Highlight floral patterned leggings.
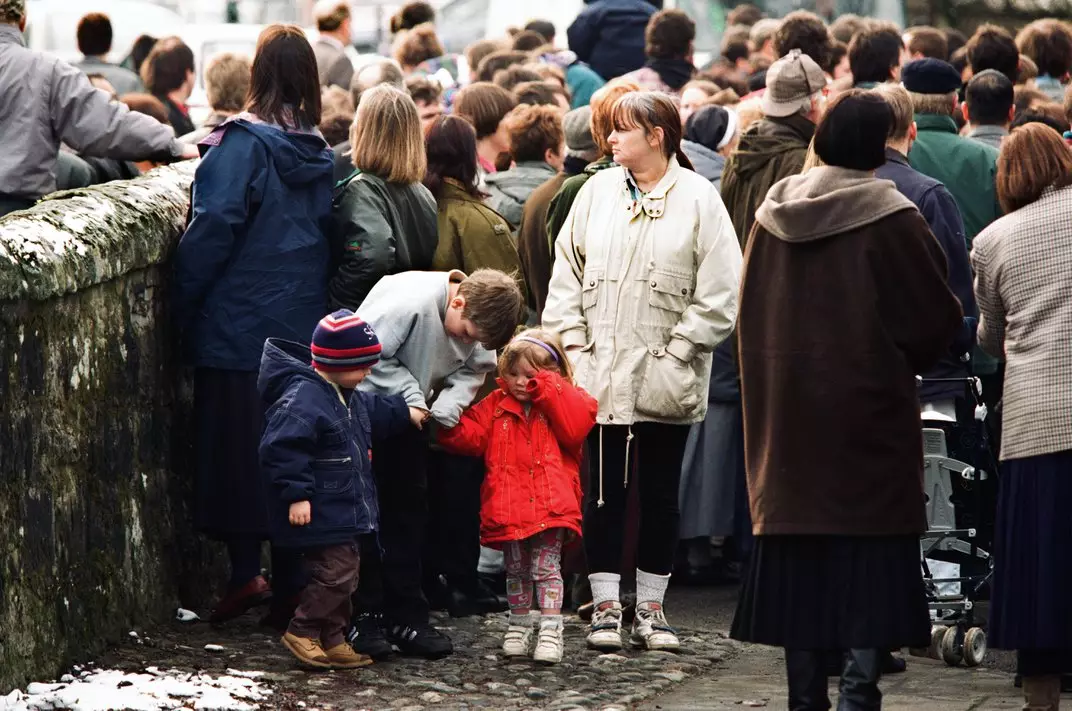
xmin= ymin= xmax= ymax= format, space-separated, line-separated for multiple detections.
xmin=503 ymin=529 xmax=565 ymax=614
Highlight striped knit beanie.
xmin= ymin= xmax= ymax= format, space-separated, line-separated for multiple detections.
xmin=310 ymin=310 xmax=382 ymax=371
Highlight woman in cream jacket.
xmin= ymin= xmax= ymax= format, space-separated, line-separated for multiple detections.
xmin=543 ymin=91 xmax=741 ymax=654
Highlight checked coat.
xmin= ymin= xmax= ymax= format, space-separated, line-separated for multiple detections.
xmin=971 ymin=183 xmax=1072 ymax=461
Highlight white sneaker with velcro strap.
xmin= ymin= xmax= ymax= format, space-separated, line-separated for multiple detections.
xmin=502 ymin=618 xmax=534 ymax=657
xmin=630 ymin=601 xmax=680 ymax=651
xmin=586 ymin=601 xmax=624 ymax=651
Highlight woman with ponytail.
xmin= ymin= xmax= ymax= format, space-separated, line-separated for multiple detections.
xmin=542 ymin=91 xmax=742 ymax=653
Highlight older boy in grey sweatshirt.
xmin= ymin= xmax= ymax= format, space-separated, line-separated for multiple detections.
xmin=349 ymin=268 xmax=523 ymax=660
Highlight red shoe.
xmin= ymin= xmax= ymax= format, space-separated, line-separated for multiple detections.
xmin=210 ymin=575 xmax=273 ymax=624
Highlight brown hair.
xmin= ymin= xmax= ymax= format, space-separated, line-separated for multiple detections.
xmin=350 ymin=85 xmax=425 ymax=183
xmin=493 ymin=64 xmax=543 ymax=92
xmin=405 ymin=75 xmax=442 ymax=106
xmin=513 ymin=80 xmax=569 ymax=108
xmin=206 ymin=52 xmax=252 ymax=113
xmin=525 ymin=61 xmax=567 ymax=89
xmin=247 ymin=25 xmax=321 ymax=129
xmin=706 ymin=87 xmax=741 ymax=106
xmin=319 ymin=111 xmax=353 ymax=146
xmin=590 ymin=81 xmax=640 ymax=157
xmin=140 ymin=36 xmax=194 ymax=95
xmin=476 ymin=50 xmax=530 ymax=83
xmin=646 ymin=9 xmax=696 ymax=61
xmin=390 ymin=1 xmax=435 ymax=34
xmin=1015 ymin=85 xmax=1050 ymax=115
xmin=996 ymin=122 xmax=1072 ymax=213
xmin=77 ymin=12 xmax=113 ymax=56
xmin=503 ymin=103 xmax=564 ymax=163
xmin=424 ymin=115 xmax=484 ymax=199
xmin=966 ymin=24 xmax=1020 ymax=84
xmin=774 ymin=10 xmax=833 ymax=69
xmin=906 ymin=26 xmax=948 ymax=59
xmin=322 ymin=84 xmax=354 ymax=117
xmin=611 ymin=91 xmax=694 ymax=170
xmin=316 ymin=1 xmax=350 ymax=32
xmin=394 ymin=23 xmax=444 ymax=68
xmin=683 ymin=79 xmax=720 ymax=98
xmin=453 ymin=82 xmax=517 ymax=139
xmin=1017 ymin=20 xmax=1072 ymax=80
xmin=512 ymin=30 xmax=547 ymax=52
xmin=499 ymin=329 xmax=572 ymax=381
xmin=459 ymin=269 xmax=525 ymax=350
xmin=465 ymin=39 xmax=505 ymax=77
xmin=120 ymin=93 xmax=170 ymax=124
xmin=872 ymin=83 xmax=915 ymax=140
xmin=727 ymin=3 xmax=764 ymax=27
xmin=829 ymin=14 xmax=868 ymax=44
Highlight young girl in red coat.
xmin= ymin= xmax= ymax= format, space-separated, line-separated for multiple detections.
xmin=439 ymin=329 xmax=597 ymax=664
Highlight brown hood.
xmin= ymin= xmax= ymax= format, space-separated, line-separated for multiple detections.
xmin=755 ymin=166 xmax=917 ymax=242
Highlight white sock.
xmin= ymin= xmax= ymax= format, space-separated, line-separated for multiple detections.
xmin=588 ymin=572 xmax=621 ymax=607
xmin=636 ymin=569 xmax=671 ymax=606
xmin=509 ymin=611 xmax=535 ymax=627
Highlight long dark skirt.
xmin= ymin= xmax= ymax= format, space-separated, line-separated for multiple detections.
xmin=731 ymin=534 xmax=930 ymax=650
xmin=193 ymin=368 xmax=270 ymax=540
xmin=989 ymin=449 xmax=1072 ymax=659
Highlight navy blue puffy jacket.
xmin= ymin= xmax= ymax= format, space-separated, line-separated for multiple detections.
xmin=567 ymin=0 xmax=658 ymax=81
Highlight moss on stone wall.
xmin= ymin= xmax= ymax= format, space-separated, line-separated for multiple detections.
xmin=0 ymin=163 xmax=225 ymax=692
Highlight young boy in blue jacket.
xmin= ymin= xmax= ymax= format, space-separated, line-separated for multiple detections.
xmin=259 ymin=310 xmax=424 ymax=670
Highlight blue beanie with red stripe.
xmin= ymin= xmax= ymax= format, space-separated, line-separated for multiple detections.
xmin=311 ymin=310 xmax=382 ymax=372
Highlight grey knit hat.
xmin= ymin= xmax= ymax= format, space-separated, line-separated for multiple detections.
xmin=0 ymin=0 xmax=25 ymax=22
xmin=563 ymin=106 xmax=597 ymax=159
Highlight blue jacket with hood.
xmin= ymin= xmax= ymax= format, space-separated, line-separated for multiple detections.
xmin=567 ymin=0 xmax=659 ymax=82
xmin=258 ymin=338 xmax=410 ymax=548
xmin=174 ymin=116 xmax=335 ymax=371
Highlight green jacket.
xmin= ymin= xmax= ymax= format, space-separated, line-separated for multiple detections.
xmin=432 ymin=180 xmax=527 ymax=300
xmin=720 ymin=114 xmax=814 ymax=249
xmin=908 ymin=114 xmax=1001 ymax=247
xmin=544 ymin=156 xmax=616 ymax=250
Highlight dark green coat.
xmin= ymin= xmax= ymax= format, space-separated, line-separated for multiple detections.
xmin=544 ymin=156 xmax=616 ymax=250
xmin=908 ymin=113 xmax=1001 ymax=247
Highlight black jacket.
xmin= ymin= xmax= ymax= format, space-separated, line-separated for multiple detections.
xmin=566 ymin=0 xmax=658 ymax=81
xmin=328 ymin=171 xmax=439 ymax=311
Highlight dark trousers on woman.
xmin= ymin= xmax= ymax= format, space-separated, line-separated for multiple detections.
xmin=584 ymin=423 xmax=691 ymax=575
xmin=424 ymin=450 xmax=484 ymax=593
xmin=786 ymin=649 xmax=882 ymax=711
xmin=355 ymin=427 xmax=430 ymax=626
xmin=290 ymin=542 xmax=361 ymax=649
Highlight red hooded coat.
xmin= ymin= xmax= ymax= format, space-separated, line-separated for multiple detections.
xmin=438 ymin=370 xmax=597 ymax=546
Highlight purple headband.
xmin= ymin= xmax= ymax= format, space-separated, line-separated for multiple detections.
xmin=516 ymin=336 xmax=560 ymax=363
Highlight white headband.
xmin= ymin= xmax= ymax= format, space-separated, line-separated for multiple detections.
xmin=717 ymin=108 xmax=739 ymax=151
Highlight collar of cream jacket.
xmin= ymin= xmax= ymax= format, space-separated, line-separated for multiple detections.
xmin=623 ymin=155 xmax=683 ymax=220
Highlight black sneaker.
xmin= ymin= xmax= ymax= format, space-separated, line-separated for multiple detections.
xmin=346 ymin=613 xmax=393 ymax=661
xmin=387 ymin=622 xmax=454 ymax=659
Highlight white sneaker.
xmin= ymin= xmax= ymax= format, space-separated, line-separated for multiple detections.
xmin=630 ymin=602 xmax=679 ymax=651
xmin=502 ymin=619 xmax=533 ymax=657
xmin=586 ymin=601 xmax=624 ymax=651
xmin=533 ymin=616 xmax=564 ymax=665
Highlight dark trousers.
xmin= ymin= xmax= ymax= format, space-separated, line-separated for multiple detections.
xmin=289 ymin=542 xmax=360 ymax=649
xmin=425 ymin=450 xmax=483 ymax=590
xmin=355 ymin=428 xmax=430 ymax=626
xmin=0 ymin=196 xmax=33 ymax=217
xmin=786 ymin=649 xmax=882 ymax=711
xmin=584 ymin=423 xmax=691 ymax=576
xmin=226 ymin=538 xmax=306 ymax=598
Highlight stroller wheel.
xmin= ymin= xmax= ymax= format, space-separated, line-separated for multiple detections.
xmin=941 ymin=626 xmax=964 ymax=667
xmin=963 ymin=627 xmax=987 ymax=667
xmin=926 ymin=625 xmax=947 ymax=660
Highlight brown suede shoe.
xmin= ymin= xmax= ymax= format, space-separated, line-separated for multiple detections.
xmin=210 ymin=575 xmax=272 ymax=624
xmin=324 ymin=642 xmax=375 ymax=670
xmin=281 ymin=632 xmax=332 ymax=669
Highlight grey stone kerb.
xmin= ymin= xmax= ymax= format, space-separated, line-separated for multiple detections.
xmin=0 ymin=161 xmax=196 ymax=302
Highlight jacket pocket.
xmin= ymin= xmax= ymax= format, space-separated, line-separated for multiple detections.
xmin=634 ymin=347 xmax=703 ymax=420
xmin=646 ymin=270 xmax=694 ymax=317
xmin=581 ymin=268 xmax=603 ymax=316
xmin=568 ymin=341 xmax=596 ymax=392
xmin=310 ymin=467 xmax=356 ymax=531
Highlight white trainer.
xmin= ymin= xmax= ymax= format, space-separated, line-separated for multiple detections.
xmin=533 ymin=616 xmax=564 ymax=665
xmin=502 ymin=620 xmax=533 ymax=657
xmin=630 ymin=602 xmax=680 ymax=651
xmin=586 ymin=601 xmax=624 ymax=651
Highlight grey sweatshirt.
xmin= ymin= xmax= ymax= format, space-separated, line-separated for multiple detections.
xmin=357 ymin=270 xmax=496 ymax=427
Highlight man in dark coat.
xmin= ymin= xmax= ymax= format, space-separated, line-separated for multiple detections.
xmin=874 ymin=83 xmax=978 ymax=414
xmin=721 ymin=50 xmax=825 ymax=249
xmin=567 ymin=0 xmax=660 ymax=81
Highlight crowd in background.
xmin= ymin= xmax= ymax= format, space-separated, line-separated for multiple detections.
xmin=5 ymin=0 xmax=1072 ymax=707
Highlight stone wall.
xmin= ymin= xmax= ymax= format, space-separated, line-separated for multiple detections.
xmin=0 ymin=163 xmax=222 ymax=692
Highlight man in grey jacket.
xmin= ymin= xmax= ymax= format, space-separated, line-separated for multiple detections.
xmin=313 ymin=1 xmax=355 ymax=90
xmin=0 ymin=0 xmax=194 ymax=216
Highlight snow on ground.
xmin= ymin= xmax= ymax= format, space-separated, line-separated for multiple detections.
xmin=0 ymin=668 xmax=272 ymax=711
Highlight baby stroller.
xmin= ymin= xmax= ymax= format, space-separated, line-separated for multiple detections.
xmin=910 ymin=376 xmax=999 ymax=668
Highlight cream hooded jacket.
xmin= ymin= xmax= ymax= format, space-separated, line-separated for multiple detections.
xmin=542 ymin=157 xmax=742 ymax=426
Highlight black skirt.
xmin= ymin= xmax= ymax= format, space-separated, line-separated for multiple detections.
xmin=731 ymin=534 xmax=930 ymax=650
xmin=989 ymin=450 xmax=1072 ymax=652
xmin=193 ymin=368 xmax=270 ymax=540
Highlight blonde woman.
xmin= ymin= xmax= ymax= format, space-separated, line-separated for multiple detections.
xmin=328 ymin=84 xmax=438 ymax=310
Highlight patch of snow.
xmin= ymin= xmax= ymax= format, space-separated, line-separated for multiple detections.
xmin=0 ymin=669 xmax=272 ymax=711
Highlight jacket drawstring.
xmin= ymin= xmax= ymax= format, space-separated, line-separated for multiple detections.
xmin=596 ymin=424 xmax=634 ymax=509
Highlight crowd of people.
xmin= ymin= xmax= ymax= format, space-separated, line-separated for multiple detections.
xmin=4 ymin=0 xmax=1072 ymax=708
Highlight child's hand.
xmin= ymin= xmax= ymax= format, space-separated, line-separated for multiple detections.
xmin=289 ymin=501 xmax=311 ymax=526
xmin=409 ymin=407 xmax=430 ymax=430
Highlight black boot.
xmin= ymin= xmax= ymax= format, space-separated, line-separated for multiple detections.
xmin=387 ymin=621 xmax=454 ymax=659
xmin=837 ymin=648 xmax=882 ymax=711
xmin=786 ymin=649 xmax=832 ymax=711
xmin=346 ymin=612 xmax=393 ymax=661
